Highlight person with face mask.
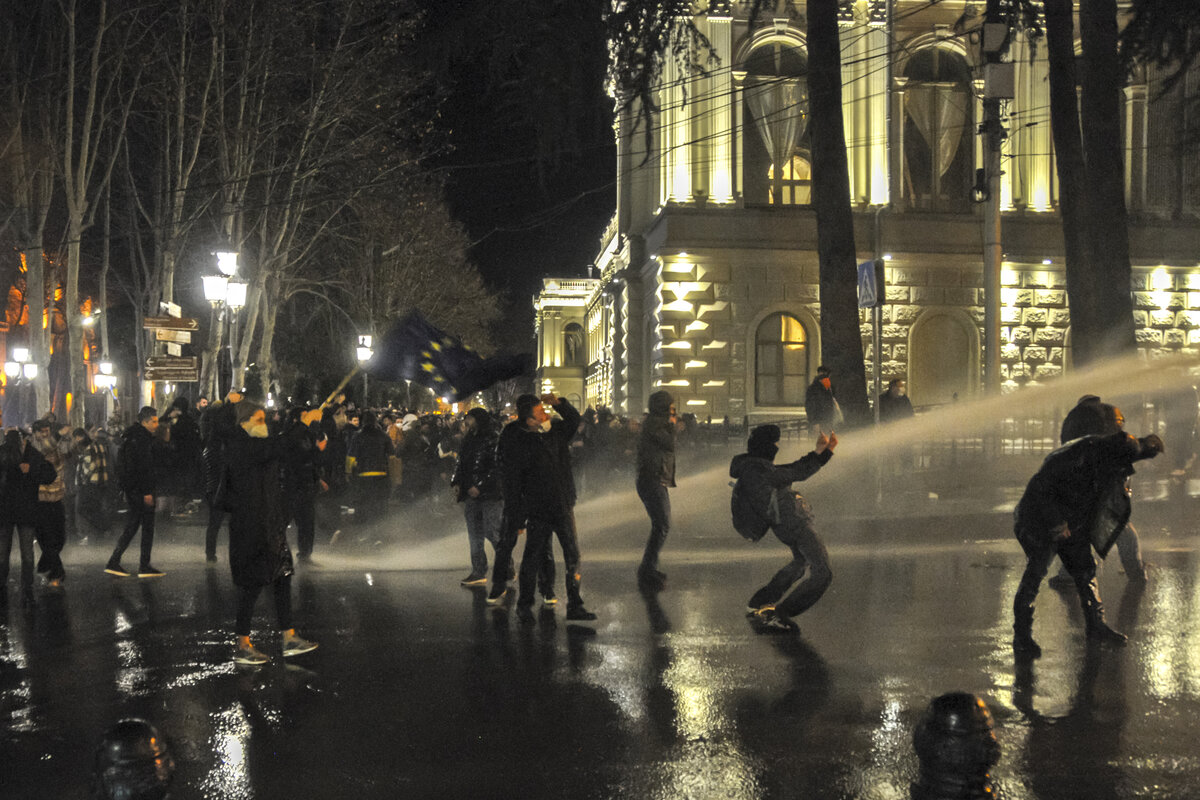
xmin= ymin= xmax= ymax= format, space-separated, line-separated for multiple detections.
xmin=488 ymin=393 xmax=595 ymax=621
xmin=804 ymin=365 xmax=842 ymax=434
xmin=731 ymin=425 xmax=838 ymax=632
xmin=223 ymin=401 xmax=318 ymax=665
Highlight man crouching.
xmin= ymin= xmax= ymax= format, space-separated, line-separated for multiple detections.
xmin=1013 ymin=430 xmax=1163 ymax=657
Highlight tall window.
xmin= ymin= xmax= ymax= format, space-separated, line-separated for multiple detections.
xmin=743 ymin=42 xmax=810 ymax=206
xmin=902 ymin=46 xmax=973 ymax=212
xmin=755 ymin=313 xmax=808 ymax=406
xmin=563 ymin=323 xmax=584 ymax=366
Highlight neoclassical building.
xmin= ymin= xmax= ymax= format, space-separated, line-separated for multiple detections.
xmin=535 ymin=0 xmax=1200 ymax=422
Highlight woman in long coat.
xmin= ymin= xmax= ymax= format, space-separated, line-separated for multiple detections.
xmin=224 ymin=402 xmax=319 ymax=665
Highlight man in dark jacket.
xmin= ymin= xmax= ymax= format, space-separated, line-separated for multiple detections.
xmin=488 ymin=393 xmax=595 ymax=621
xmin=804 ymin=365 xmax=839 ymax=433
xmin=317 ymin=406 xmax=349 ymax=543
xmin=878 ymin=379 xmax=915 ymax=423
xmin=224 ymin=401 xmax=318 ymax=665
xmin=282 ymin=407 xmax=326 ymax=564
xmin=0 ymin=428 xmax=57 ymax=606
xmin=731 ymin=424 xmax=837 ymax=632
xmin=1047 ymin=396 xmax=1148 ymax=585
xmin=106 ymin=406 xmax=167 ymax=578
xmin=635 ymin=390 xmax=679 ymax=590
xmin=451 ymin=407 xmax=502 ymax=585
xmin=1012 ymin=430 xmax=1163 ymax=657
xmin=348 ymin=411 xmax=393 ymax=525
xmin=200 ymin=394 xmax=240 ymax=563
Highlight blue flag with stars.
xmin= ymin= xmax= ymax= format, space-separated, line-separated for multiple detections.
xmin=366 ymin=310 xmax=532 ymax=401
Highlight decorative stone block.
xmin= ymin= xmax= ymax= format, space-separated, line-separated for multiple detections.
xmin=1132 ymin=310 xmax=1148 ymax=327
xmin=1024 ymin=346 xmax=1048 ymax=363
xmin=1177 ymin=311 xmax=1200 ymax=328
xmin=714 ymin=282 xmax=732 ymax=299
xmin=1034 ymin=327 xmax=1064 ymax=345
xmin=788 ymin=284 xmax=818 ymax=303
xmin=1010 ymin=363 xmax=1032 ymax=379
xmin=886 ymin=286 xmax=910 ymax=303
xmin=1133 ymin=291 xmax=1160 ymax=309
xmin=945 ymin=288 xmax=980 ymax=306
xmin=882 ymin=360 xmax=906 ymax=378
xmin=1034 ymin=290 xmax=1065 ymax=307
xmin=890 ymin=268 xmax=925 ymax=286
xmin=1002 ymin=307 xmax=1021 ymax=324
xmin=891 ymin=305 xmax=921 ymax=324
xmin=1048 ymin=347 xmax=1064 ymax=363
xmin=1022 ymin=308 xmax=1048 ymax=326
xmin=1130 ymin=274 xmax=1149 ymax=290
xmin=969 ymin=308 xmax=985 ymax=325
xmin=1165 ymin=329 xmax=1186 ymax=347
xmin=1050 ymin=309 xmax=1072 ymax=326
xmin=912 ymin=287 xmax=945 ymax=305
xmin=1136 ymin=328 xmax=1164 ymax=345
xmin=1001 ymin=343 xmax=1022 ymax=361
xmin=1036 ymin=363 xmax=1063 ymax=379
xmin=882 ymin=324 xmax=907 ymax=340
xmin=1150 ymin=309 xmax=1175 ymax=328
xmin=860 ymin=323 xmax=873 ymax=338
xmin=892 ymin=344 xmax=907 ymax=360
xmin=1011 ymin=326 xmax=1033 ymax=345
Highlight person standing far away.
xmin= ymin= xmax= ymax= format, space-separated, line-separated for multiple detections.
xmin=282 ymin=407 xmax=327 ymax=565
xmin=805 ymin=365 xmax=841 ymax=434
xmin=105 ymin=406 xmax=168 ymax=579
xmin=878 ymin=379 xmax=915 ymax=423
xmin=635 ymin=390 xmax=682 ymax=591
xmin=733 ymin=425 xmax=838 ymax=633
xmin=451 ymin=407 xmax=503 ymax=587
xmin=30 ymin=419 xmax=68 ymax=588
xmin=223 ymin=401 xmax=318 ymax=666
xmin=0 ymin=426 xmax=57 ymax=607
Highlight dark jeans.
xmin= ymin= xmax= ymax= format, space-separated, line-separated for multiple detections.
xmin=235 ymin=576 xmax=294 ymax=636
xmin=748 ymin=514 xmax=833 ymax=617
xmin=355 ymin=474 xmax=389 ymax=524
xmin=490 ymin=519 xmax=558 ymax=596
xmin=34 ymin=501 xmax=66 ymax=581
xmin=316 ymin=486 xmax=344 ymax=537
xmin=463 ymin=496 xmax=502 ymax=575
xmin=0 ymin=521 xmax=36 ymax=592
xmin=110 ymin=493 xmax=156 ymax=569
xmin=1015 ymin=524 xmax=1102 ymax=625
xmin=205 ymin=499 xmax=228 ymax=560
xmin=288 ymin=487 xmax=317 ymax=558
xmin=517 ymin=511 xmax=584 ymax=610
xmin=636 ymin=478 xmax=670 ymax=572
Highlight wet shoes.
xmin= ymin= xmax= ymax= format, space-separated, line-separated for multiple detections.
xmin=542 ymin=594 xmax=558 ymax=607
xmin=759 ymin=609 xmax=798 ymax=633
xmin=566 ymin=606 xmax=597 ymax=622
xmin=485 ymin=586 xmax=508 ymax=605
xmin=234 ymin=642 xmax=270 ymax=666
xmin=104 ymin=561 xmax=130 ymax=577
xmin=282 ymin=631 xmax=319 ymax=658
xmin=137 ymin=565 xmax=165 ymax=578
xmin=460 ymin=572 xmax=488 ymax=586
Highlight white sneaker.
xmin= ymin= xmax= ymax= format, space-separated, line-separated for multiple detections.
xmin=282 ymin=632 xmax=319 ymax=658
xmin=234 ymin=642 xmax=269 ymax=665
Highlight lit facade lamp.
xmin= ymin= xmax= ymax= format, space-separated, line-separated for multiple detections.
xmin=3 ymin=361 xmax=19 ymax=379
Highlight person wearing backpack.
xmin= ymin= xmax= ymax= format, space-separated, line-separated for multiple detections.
xmin=729 ymin=424 xmax=838 ymax=632
xmin=105 ymin=406 xmax=168 ymax=578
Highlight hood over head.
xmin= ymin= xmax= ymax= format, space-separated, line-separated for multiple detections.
xmin=648 ymin=390 xmax=673 ymax=416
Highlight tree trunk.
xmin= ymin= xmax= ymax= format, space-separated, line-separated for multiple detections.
xmin=1045 ymin=0 xmax=1098 ymax=366
xmin=806 ymin=0 xmax=869 ymax=423
xmin=1079 ymin=0 xmax=1137 ymax=357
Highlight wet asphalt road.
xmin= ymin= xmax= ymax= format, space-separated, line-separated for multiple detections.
xmin=4 ymin=488 xmax=1200 ymax=799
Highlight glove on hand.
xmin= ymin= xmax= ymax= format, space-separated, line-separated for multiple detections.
xmin=1138 ymin=433 xmax=1165 ymax=456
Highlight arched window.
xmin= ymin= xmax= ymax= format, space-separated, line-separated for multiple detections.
xmin=902 ymin=45 xmax=973 ymax=212
xmin=743 ymin=42 xmax=810 ymax=207
xmin=563 ymin=323 xmax=584 ymax=367
xmin=755 ymin=313 xmax=808 ymax=406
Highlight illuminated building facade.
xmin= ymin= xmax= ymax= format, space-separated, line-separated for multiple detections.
xmin=536 ymin=1 xmax=1200 ymax=420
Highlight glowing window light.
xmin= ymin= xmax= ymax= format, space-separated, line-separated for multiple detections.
xmin=702 ymin=380 xmax=727 ymax=387
xmin=660 ymin=379 xmax=690 ymax=387
xmin=686 ymin=399 xmax=707 ymax=405
xmin=1001 ymin=269 xmax=1020 ymax=287
xmin=701 ymin=340 xmax=728 ymax=350
xmin=1152 ymin=268 xmax=1173 ymax=291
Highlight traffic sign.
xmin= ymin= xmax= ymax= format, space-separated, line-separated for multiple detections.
xmin=144 ymin=367 xmax=199 ymax=382
xmin=857 ymin=259 xmax=885 ymax=309
xmin=155 ymin=329 xmax=192 ymax=344
xmin=143 ymin=316 xmax=199 ymax=331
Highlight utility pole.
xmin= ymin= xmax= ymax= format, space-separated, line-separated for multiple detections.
xmin=980 ymin=0 xmax=1013 ymax=394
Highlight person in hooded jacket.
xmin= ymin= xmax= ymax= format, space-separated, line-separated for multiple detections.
xmin=731 ymin=424 xmax=838 ymax=632
xmin=105 ymin=406 xmax=168 ymax=578
xmin=1046 ymin=396 xmax=1148 ymax=587
xmin=281 ymin=407 xmax=326 ymax=564
xmin=200 ymin=393 xmax=240 ymax=564
xmin=348 ymin=411 xmax=393 ymax=525
xmin=223 ymin=401 xmax=318 ymax=665
xmin=635 ymin=390 xmax=681 ymax=589
xmin=451 ymin=407 xmax=503 ymax=585
xmin=804 ymin=366 xmax=840 ymax=433
xmin=1012 ymin=429 xmax=1163 ymax=657
xmin=0 ymin=428 xmax=57 ymax=606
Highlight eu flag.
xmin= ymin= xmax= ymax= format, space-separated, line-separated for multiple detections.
xmin=366 ymin=311 xmax=532 ymax=400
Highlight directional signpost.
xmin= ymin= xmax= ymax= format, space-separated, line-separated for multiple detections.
xmin=143 ymin=318 xmax=200 ymax=381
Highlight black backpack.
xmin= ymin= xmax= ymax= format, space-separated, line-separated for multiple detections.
xmin=730 ymin=479 xmax=770 ymax=542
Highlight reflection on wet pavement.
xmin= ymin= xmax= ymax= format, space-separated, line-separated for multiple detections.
xmin=2 ymin=506 xmax=1200 ymax=798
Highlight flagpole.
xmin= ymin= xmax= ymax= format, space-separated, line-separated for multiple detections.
xmin=319 ymin=365 xmax=361 ymax=411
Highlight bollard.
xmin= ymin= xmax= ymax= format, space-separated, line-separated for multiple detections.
xmin=92 ymin=718 xmax=175 ymax=800
xmin=911 ymin=692 xmax=1000 ymax=800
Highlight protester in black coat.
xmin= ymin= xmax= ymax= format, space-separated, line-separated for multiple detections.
xmin=348 ymin=411 xmax=393 ymax=524
xmin=1012 ymin=430 xmax=1163 ymax=657
xmin=0 ymin=430 xmax=57 ymax=605
xmin=224 ymin=401 xmax=317 ymax=666
xmin=106 ymin=407 xmax=167 ymax=578
xmin=281 ymin=408 xmax=326 ymax=563
xmin=804 ymin=366 xmax=839 ymax=432
xmin=450 ymin=408 xmax=503 ymax=584
xmin=488 ymin=393 xmax=594 ymax=621
xmin=635 ymin=390 xmax=678 ymax=589
xmin=201 ymin=396 xmax=240 ymax=563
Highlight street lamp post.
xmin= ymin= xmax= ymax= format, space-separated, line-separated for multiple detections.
xmin=226 ymin=280 xmax=248 ymax=392
xmin=356 ymin=335 xmax=373 ymax=406
xmin=93 ymin=359 xmax=116 ymax=423
xmin=204 ymin=249 xmax=240 ymax=398
xmin=4 ymin=347 xmax=38 ymax=428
